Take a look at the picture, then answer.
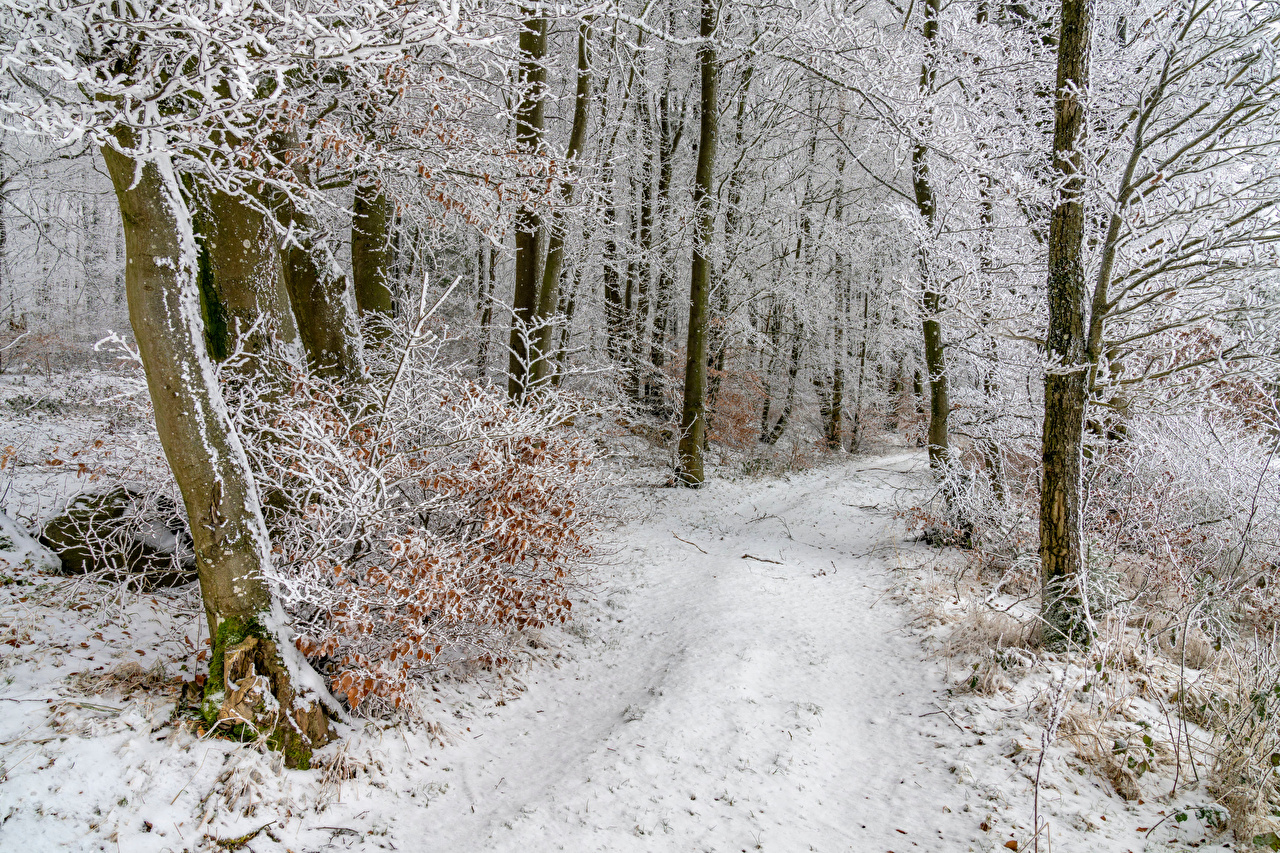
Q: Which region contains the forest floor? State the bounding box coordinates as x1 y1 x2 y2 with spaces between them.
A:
0 438 1233 852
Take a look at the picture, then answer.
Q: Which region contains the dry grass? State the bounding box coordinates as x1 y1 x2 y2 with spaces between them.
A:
1204 635 1280 841
73 659 178 699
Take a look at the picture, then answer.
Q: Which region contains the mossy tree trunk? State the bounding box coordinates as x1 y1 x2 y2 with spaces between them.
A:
101 135 331 765
187 182 300 366
351 181 396 320
676 0 719 486
912 0 951 469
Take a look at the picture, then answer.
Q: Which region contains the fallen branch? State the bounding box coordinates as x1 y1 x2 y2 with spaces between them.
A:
741 554 783 565
672 533 707 554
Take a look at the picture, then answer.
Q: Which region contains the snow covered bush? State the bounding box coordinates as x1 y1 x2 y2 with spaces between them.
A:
225 309 603 715
1208 631 1280 841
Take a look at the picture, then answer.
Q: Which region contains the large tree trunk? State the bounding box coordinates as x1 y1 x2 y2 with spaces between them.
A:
1040 0 1093 648
188 184 300 364
506 6 549 402
676 0 719 486
530 18 593 390
101 138 330 766
351 181 396 319
278 209 366 383
269 133 366 384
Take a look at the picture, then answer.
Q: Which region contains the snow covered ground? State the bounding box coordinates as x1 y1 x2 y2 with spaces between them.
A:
0 448 1234 852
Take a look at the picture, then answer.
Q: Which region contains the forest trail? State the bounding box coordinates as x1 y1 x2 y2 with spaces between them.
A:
7 449 1199 852
388 450 993 852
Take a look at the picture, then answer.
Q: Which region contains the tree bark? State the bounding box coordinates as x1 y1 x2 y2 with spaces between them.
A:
628 99 655 404
188 183 300 365
646 78 684 415
268 133 366 384
1040 0 1093 648
552 266 579 386
705 63 750 427
763 319 804 446
676 0 719 486
851 290 870 450
101 137 330 766
827 288 845 450
351 181 396 319
506 7 549 402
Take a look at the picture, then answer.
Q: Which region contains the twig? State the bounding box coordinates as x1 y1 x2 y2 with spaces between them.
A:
208 821 275 850
171 747 211 805
741 554 783 565
920 702 966 733
672 533 707 554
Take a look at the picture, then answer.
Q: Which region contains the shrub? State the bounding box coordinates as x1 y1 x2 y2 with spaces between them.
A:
230 327 602 715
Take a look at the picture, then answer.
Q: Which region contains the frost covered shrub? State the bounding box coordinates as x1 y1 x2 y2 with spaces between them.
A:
929 410 1278 621
1208 632 1280 841
1082 414 1280 631
228 327 602 715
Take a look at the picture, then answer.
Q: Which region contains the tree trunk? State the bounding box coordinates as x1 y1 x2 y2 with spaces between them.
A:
646 78 684 415
506 7 549 402
676 0 719 486
758 301 781 440
1040 0 1093 648
269 133 366 384
705 64 750 426
913 0 951 468
851 290 870 450
553 266 580 386
351 181 395 319
476 239 497 380
530 18 593 390
602 159 625 362
628 103 655 404
101 137 330 766
827 292 845 450
763 320 804 445
188 184 300 365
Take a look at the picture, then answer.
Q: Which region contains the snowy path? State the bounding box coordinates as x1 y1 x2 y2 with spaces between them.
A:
379 451 992 853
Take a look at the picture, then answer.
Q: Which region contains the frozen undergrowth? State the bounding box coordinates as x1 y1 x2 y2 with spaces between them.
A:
0 416 1243 852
